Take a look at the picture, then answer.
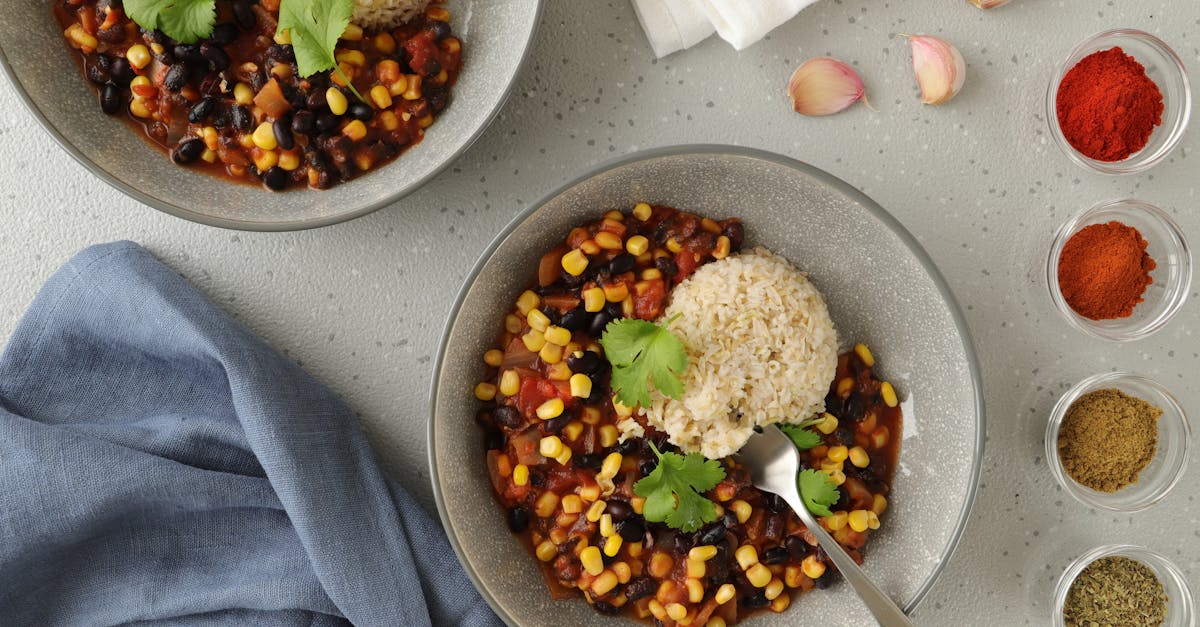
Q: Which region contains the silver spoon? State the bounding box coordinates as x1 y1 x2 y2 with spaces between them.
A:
735 425 914 627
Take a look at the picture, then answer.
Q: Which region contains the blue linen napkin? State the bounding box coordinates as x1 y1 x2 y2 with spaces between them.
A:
0 242 500 627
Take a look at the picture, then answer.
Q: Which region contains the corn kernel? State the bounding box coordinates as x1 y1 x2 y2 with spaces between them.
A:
648 600 667 621
598 452 623 479
278 150 301 171
549 363 574 381
820 459 844 473
849 446 871 468
579 239 601 255
854 342 875 367
326 87 349 116
824 511 848 531
402 74 423 100
521 330 546 352
369 84 393 109
685 558 705 579
631 496 645 515
499 370 521 397
828 469 846 486
580 546 604 576
512 464 528 486
555 511 577 528
599 425 619 448
539 343 563 365
746 563 772 588
764 577 784 600
666 603 687 621
689 545 718 562
641 268 662 281
603 534 623 557
556 494 581 514
612 399 633 419
802 555 826 579
201 149 217 164
625 235 650 256
335 49 365 67
580 287 606 313
620 296 634 318
613 561 632 584
538 435 564 458
427 6 451 21
544 325 571 346
627 541 643 558
270 63 293 80
827 445 848 463
713 582 736 605
129 98 151 118
881 381 898 407
562 420 584 442
536 540 557 562
871 426 890 449
250 122 277 150
872 494 888 515
516 290 540 315
233 82 254 105
603 282 629 302
579 485 601 502
473 382 496 401
648 552 673 578
548 527 566 545
568 373 593 399
707 618 728 627
633 202 653 221
784 565 805 588
252 148 278 172
848 509 870 533
372 31 396 54
342 119 367 141
713 235 731 260
586 500 606 522
442 36 462 54
341 23 363 41
731 500 752 524
816 413 839 434
595 231 623 250
600 513 615 538
837 377 854 397
734 545 758 570
536 399 564 421
480 349 503 367
126 44 151 70
770 593 791 613
685 578 705 603
561 249 589 276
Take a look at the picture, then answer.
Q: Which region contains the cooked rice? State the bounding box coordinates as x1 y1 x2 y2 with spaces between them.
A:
621 247 839 459
351 0 430 29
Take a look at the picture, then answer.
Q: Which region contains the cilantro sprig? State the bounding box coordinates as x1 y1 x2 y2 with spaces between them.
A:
633 442 725 533
278 0 364 100
778 416 826 451
124 0 216 44
599 316 688 408
798 469 841 517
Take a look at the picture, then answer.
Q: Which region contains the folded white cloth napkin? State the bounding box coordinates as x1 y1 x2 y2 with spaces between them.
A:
632 0 817 57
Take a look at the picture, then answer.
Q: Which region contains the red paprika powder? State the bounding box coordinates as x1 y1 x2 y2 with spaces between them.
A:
1058 221 1156 320
1056 47 1164 162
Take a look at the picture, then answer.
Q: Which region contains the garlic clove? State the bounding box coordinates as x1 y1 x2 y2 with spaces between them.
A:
787 57 869 116
968 0 1011 8
906 34 966 105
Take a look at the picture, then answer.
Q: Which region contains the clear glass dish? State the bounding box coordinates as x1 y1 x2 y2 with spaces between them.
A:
1046 29 1191 175
1046 372 1190 513
1046 199 1190 342
1052 544 1194 627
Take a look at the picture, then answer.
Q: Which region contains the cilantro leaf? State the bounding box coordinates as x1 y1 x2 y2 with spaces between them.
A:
277 0 363 99
633 442 725 533
600 317 688 408
778 417 826 451
124 0 216 44
798 469 840 517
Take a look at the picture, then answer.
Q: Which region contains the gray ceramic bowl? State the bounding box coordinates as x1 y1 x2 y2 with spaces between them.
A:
0 0 542 230
430 145 985 626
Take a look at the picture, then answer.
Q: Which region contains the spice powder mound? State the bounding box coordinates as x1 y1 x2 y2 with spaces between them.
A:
1057 388 1161 493
1063 556 1167 627
1057 221 1156 321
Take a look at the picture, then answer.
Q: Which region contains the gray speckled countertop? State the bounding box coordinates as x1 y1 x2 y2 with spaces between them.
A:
1 1 1197 624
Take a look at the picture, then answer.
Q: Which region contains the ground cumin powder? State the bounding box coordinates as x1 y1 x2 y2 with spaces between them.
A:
1057 388 1161 492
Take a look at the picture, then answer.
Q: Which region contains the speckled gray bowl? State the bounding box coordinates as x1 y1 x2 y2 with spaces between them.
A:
0 0 541 230
430 145 985 626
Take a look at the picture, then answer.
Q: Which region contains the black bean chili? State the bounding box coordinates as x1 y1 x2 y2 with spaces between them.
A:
54 0 462 191
473 204 902 625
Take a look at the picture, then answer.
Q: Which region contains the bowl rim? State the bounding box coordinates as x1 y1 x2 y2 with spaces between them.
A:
1045 198 1192 342
427 144 988 624
1044 28 1192 176
1051 543 1195 627
0 0 546 232
1044 371 1192 513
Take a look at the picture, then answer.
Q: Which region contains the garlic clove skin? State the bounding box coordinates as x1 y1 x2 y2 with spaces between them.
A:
906 34 966 105
787 57 868 116
968 0 1011 8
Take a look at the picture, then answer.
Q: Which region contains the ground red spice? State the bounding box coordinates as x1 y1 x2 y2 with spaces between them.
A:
1056 47 1164 162
1057 221 1156 320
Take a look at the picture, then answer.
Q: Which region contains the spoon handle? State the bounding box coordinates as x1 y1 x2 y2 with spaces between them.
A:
780 491 915 627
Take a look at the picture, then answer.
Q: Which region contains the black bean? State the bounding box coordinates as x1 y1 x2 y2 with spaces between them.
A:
638 458 657 478
557 307 587 332
654 256 678 277
761 546 790 565
99 83 123 115
425 84 449 113
617 517 645 543
315 113 340 134
722 221 745 252
429 20 453 41
211 22 239 46
97 25 126 44
306 90 330 111
422 56 442 77
813 568 838 589
608 253 636 275
587 311 612 338
565 350 602 374
110 57 134 85
188 97 216 123
230 105 253 131
173 44 201 63
347 101 374 121
262 166 289 191
785 535 810 560
603 301 623 319
592 601 620 615
706 544 733 586
741 592 769 608
492 406 522 429
232 2 257 30
615 438 640 455
506 507 529 533
86 62 111 86
673 534 693 554
273 118 295 150
291 110 315 135
171 137 205 164
200 43 230 71
696 523 727 546
162 64 188 92
573 453 603 471
625 577 657 602
267 43 296 63
482 426 504 451
542 415 571 434
764 492 788 514
606 500 632 521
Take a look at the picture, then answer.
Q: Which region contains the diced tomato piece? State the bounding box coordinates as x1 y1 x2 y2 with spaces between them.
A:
542 293 580 312
517 377 576 419
253 79 292 119
673 250 700 283
633 278 666 320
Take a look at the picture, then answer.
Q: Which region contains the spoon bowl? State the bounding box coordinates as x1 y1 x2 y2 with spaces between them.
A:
736 426 914 627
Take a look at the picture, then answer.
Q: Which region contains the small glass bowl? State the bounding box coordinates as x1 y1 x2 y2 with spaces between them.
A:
1047 199 1191 342
1046 29 1191 175
1046 372 1190 512
1052 545 1194 627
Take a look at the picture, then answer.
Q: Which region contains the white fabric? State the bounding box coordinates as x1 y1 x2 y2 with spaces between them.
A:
632 0 817 57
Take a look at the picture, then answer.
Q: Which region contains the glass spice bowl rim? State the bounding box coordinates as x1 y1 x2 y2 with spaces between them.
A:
1045 28 1192 176
1045 371 1191 513
1045 198 1191 342
1051 544 1195 627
